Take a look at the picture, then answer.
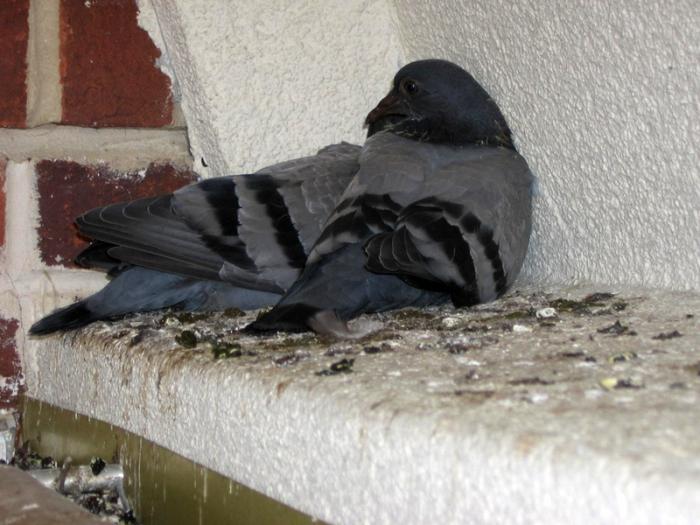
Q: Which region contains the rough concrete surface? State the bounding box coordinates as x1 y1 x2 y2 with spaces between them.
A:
28 285 700 524
0 465 105 525
391 0 700 292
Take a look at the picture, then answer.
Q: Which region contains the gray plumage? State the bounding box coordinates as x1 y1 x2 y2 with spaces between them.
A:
249 59 534 335
30 143 360 334
31 58 534 337
249 134 533 334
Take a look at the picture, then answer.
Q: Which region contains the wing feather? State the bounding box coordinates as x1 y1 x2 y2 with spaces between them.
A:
74 143 361 292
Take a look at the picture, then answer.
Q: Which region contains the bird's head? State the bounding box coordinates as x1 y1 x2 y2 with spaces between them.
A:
365 59 513 148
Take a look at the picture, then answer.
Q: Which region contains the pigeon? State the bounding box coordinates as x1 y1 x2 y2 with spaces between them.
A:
29 142 361 334
30 59 534 338
248 59 534 336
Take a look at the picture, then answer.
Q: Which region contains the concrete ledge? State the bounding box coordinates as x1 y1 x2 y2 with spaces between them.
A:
28 286 700 524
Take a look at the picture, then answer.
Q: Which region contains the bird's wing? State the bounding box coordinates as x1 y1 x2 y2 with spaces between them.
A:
76 195 231 282
249 135 533 333
75 143 361 293
362 143 534 304
362 198 485 306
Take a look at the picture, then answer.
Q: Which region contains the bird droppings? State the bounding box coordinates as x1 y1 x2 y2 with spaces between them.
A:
274 352 310 367
557 350 586 359
127 330 145 348
452 389 495 402
221 307 246 319
210 341 243 360
504 309 535 319
161 312 210 326
597 320 636 336
582 292 616 303
612 301 628 311
684 362 700 377
535 307 557 319
41 285 699 426
316 358 355 376
508 377 554 386
544 292 626 317
159 308 244 329
599 377 644 390
441 316 462 329
12 443 57 471
609 351 639 363
653 330 683 340
175 330 198 348
547 298 598 313
264 334 319 352
90 456 106 476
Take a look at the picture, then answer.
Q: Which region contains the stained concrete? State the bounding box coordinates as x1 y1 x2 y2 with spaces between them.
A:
27 285 700 524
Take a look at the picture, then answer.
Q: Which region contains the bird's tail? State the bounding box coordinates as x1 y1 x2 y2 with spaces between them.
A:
29 267 284 336
28 267 189 336
29 300 97 335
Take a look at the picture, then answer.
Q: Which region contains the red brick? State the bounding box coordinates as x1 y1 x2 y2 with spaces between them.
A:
60 0 173 127
0 317 23 410
36 161 197 266
0 0 29 128
0 158 6 248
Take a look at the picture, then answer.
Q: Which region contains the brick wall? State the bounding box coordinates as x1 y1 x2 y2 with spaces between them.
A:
0 0 196 409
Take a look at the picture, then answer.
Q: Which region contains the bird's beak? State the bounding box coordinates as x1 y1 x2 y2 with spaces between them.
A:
364 92 406 128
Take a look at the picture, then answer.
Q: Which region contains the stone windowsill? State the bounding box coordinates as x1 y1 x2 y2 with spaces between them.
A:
27 285 700 524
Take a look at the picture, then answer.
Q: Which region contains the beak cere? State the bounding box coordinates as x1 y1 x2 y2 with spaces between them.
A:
364 92 404 128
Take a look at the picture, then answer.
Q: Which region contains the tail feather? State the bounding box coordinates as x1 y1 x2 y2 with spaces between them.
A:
29 267 285 335
29 301 97 335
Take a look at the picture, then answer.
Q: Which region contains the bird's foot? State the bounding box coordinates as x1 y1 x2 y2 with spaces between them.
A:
308 310 381 340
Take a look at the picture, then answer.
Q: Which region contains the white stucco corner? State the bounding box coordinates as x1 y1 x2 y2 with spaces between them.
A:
140 0 403 178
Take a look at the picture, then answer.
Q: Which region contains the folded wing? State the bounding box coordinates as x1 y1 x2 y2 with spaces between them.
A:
75 143 361 293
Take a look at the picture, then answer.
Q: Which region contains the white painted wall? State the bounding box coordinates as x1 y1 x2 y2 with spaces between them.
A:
141 0 700 291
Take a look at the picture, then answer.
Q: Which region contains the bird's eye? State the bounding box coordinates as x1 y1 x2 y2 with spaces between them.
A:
401 79 419 96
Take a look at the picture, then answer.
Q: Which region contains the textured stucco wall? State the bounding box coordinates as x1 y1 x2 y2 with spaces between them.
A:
391 0 700 291
139 0 402 176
